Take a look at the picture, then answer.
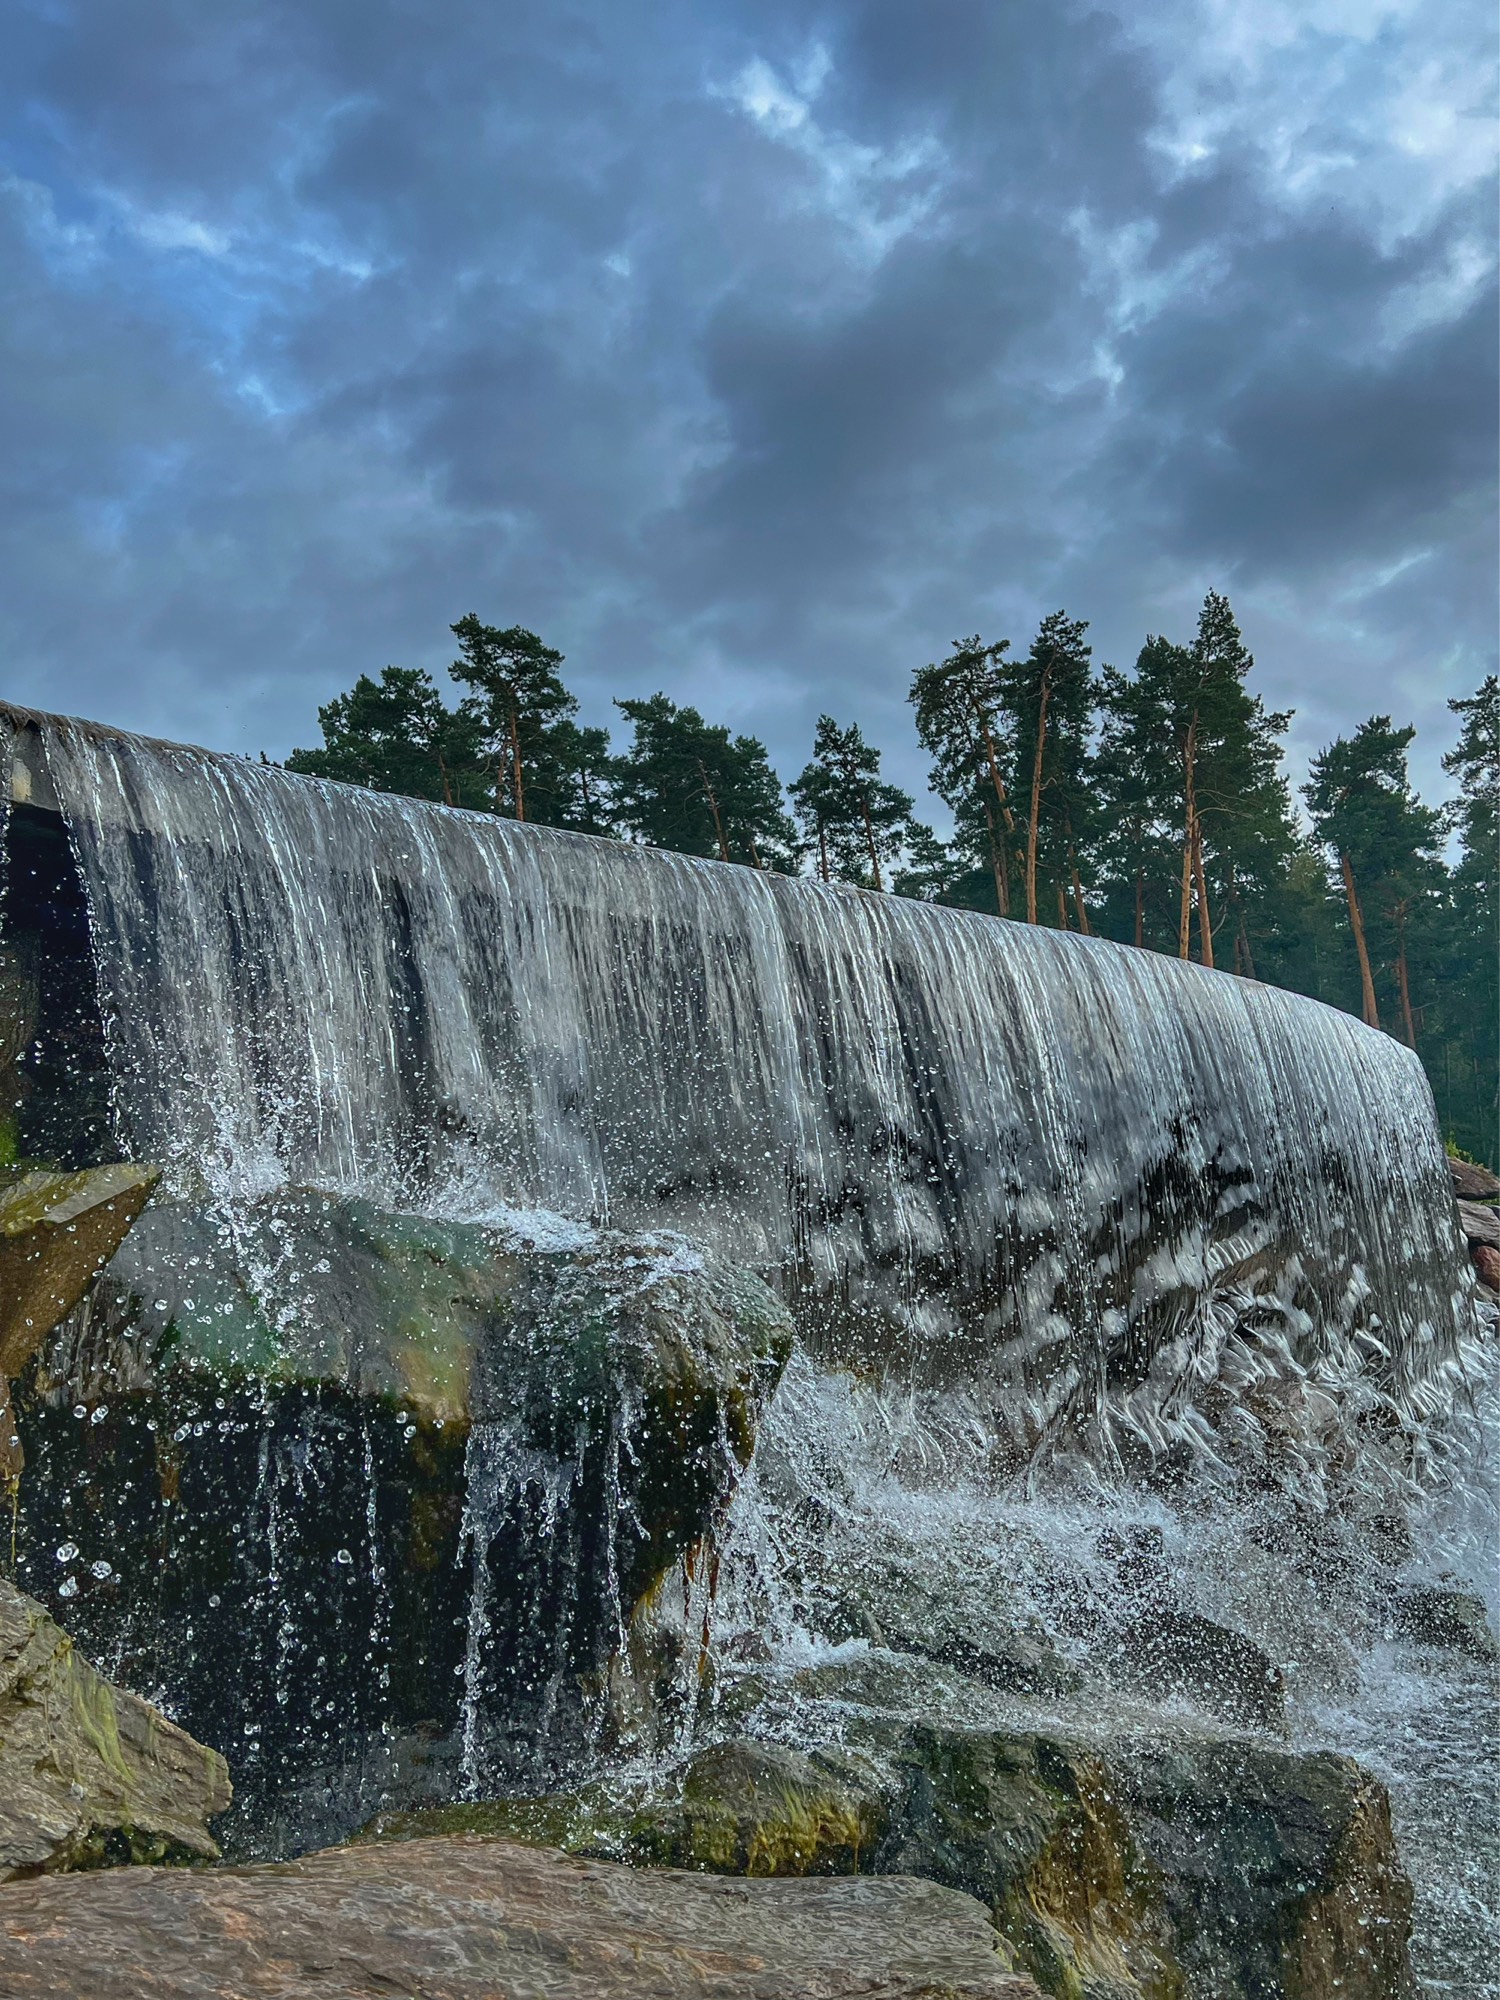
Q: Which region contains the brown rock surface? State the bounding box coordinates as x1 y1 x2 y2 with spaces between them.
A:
0 1164 159 1395
1449 1156 1500 1203
0 1579 230 1878
0 1833 1040 2000
1457 1199 1500 1252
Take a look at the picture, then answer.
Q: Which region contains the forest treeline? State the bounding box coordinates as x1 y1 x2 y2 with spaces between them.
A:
285 594 1499 1164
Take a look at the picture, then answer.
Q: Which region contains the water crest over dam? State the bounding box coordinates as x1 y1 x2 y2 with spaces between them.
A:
2 702 1474 1470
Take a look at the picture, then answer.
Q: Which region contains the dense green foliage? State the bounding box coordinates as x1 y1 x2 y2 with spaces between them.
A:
287 601 1498 1163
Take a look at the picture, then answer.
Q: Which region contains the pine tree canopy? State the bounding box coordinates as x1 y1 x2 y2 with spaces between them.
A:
612 693 795 867
791 715 915 891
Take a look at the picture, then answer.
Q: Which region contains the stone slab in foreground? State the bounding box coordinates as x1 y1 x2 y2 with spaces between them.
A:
0 1832 1040 2000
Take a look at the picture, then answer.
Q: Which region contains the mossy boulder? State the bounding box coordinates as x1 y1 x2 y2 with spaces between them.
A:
1116 1739 1414 2000
16 1195 792 1841
360 1741 890 1880
382 1724 1415 2000
879 1727 1181 2000
0 1578 230 1876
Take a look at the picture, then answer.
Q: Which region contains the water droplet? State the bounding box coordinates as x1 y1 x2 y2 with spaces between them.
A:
56 1543 78 1564
335 1548 353 1566
71 1406 86 1421
58 1577 78 1599
90 1561 112 1580
90 1405 108 1425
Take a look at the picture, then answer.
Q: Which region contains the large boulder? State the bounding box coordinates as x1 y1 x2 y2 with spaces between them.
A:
13 1194 792 1842
1117 1739 1415 2000
0 1832 1040 1999
0 1578 229 1876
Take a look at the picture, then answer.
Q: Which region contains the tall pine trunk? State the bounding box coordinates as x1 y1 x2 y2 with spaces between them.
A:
509 706 526 822
698 761 731 863
1068 844 1092 935
1393 901 1417 1047
1178 715 1201 960
1340 852 1380 1028
859 792 883 892
983 801 1010 918
1192 818 1214 968
1134 866 1145 951
978 715 1016 917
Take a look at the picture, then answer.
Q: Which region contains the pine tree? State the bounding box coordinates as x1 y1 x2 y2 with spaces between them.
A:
1435 676 1499 1156
998 612 1095 928
1093 643 1190 951
1303 717 1445 1037
611 694 796 867
287 666 489 807
909 637 1018 917
892 824 961 903
448 616 578 824
790 716 914 891
1185 592 1299 976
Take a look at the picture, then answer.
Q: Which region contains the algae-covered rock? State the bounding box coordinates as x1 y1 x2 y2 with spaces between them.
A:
0 1578 230 1876
622 1741 890 1877
473 1237 793 1614
1117 1738 1415 2000
360 1740 891 1879
16 1194 792 1840
878 1726 1183 2000
457 1721 1414 2000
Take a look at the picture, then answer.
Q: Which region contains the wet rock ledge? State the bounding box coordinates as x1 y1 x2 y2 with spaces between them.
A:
0 1834 1037 2000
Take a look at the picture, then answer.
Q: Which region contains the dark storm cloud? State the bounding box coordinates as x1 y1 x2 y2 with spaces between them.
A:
0 0 1493 798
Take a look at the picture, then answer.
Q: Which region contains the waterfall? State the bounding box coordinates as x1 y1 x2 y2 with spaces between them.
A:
5 702 1495 1985
5 701 1477 1468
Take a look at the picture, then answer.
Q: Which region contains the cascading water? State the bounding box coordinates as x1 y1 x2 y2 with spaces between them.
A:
1 702 1493 1991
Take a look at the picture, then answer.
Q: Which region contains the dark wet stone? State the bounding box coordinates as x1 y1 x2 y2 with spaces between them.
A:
1118 1738 1415 2000
1110 1609 1287 1733
1392 1587 1499 1661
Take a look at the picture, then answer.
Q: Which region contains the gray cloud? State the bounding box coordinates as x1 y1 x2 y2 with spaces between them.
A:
1 0 1493 803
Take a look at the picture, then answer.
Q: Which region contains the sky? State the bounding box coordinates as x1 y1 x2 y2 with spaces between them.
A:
2 0 1495 810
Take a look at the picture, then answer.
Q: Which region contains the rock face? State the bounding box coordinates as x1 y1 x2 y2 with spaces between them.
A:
390 1725 1417 2000
0 1832 1040 2000
1448 1156 1500 1203
1392 1587 1499 1661
0 1578 229 1876
14 1197 792 1841
0 1163 158 1480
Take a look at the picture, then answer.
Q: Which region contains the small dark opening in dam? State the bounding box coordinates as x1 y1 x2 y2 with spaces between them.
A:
2 796 115 1171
